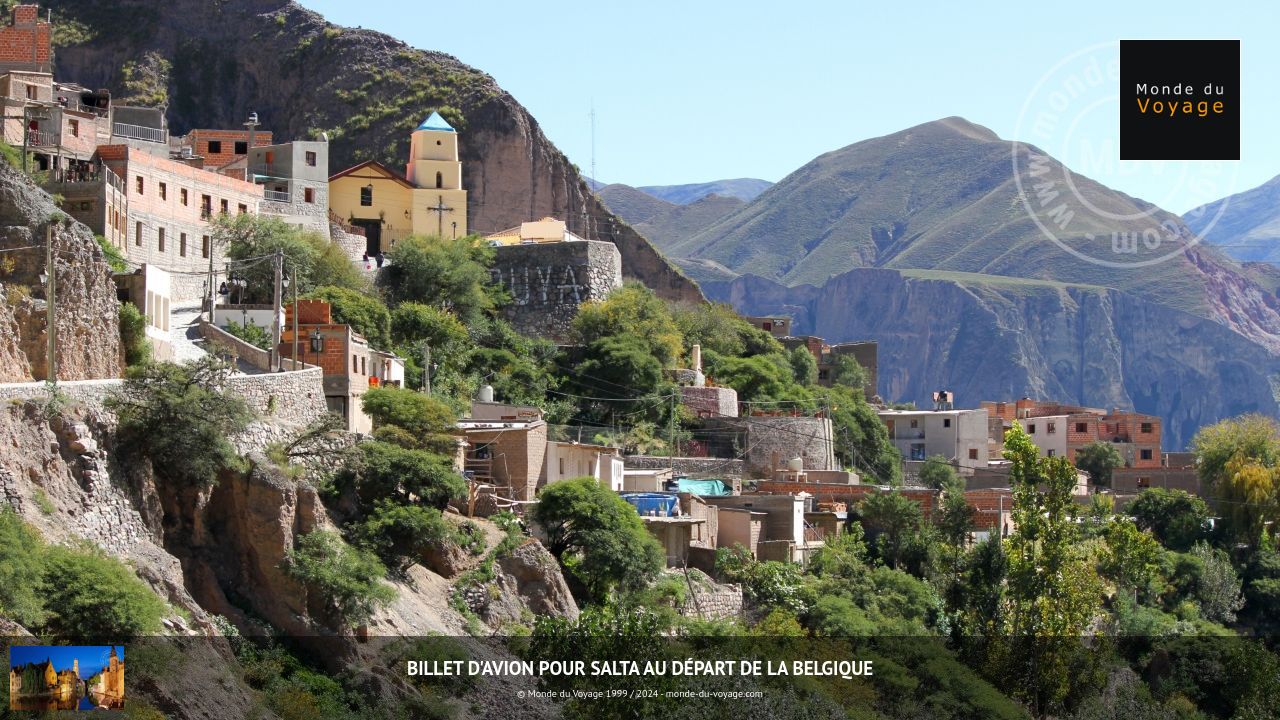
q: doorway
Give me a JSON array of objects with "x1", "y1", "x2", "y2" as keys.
[{"x1": 352, "y1": 219, "x2": 382, "y2": 256}]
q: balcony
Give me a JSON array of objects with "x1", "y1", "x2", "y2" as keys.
[
  {"x1": 111, "y1": 122, "x2": 166, "y2": 144},
  {"x1": 25, "y1": 130, "x2": 55, "y2": 148},
  {"x1": 262, "y1": 189, "x2": 291, "y2": 203}
]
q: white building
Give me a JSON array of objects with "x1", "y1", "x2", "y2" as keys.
[{"x1": 878, "y1": 408, "x2": 990, "y2": 469}]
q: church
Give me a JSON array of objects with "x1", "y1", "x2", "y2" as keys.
[{"x1": 328, "y1": 111, "x2": 469, "y2": 256}]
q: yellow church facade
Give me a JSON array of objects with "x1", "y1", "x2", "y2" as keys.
[{"x1": 329, "y1": 111, "x2": 468, "y2": 256}]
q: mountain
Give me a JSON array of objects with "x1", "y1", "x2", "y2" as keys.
[
  {"x1": 43, "y1": 0, "x2": 701, "y2": 304},
  {"x1": 1183, "y1": 174, "x2": 1280, "y2": 263},
  {"x1": 598, "y1": 184, "x2": 745, "y2": 249},
  {"x1": 706, "y1": 269, "x2": 1280, "y2": 450},
  {"x1": 637, "y1": 178, "x2": 773, "y2": 204},
  {"x1": 668, "y1": 117, "x2": 1280, "y2": 353}
]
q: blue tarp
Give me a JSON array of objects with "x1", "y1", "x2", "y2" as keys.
[
  {"x1": 620, "y1": 492, "x2": 678, "y2": 517},
  {"x1": 676, "y1": 478, "x2": 730, "y2": 496}
]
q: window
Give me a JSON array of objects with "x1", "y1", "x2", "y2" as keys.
[
  {"x1": 558, "y1": 458, "x2": 565, "y2": 475},
  {"x1": 762, "y1": 321, "x2": 772, "y2": 331},
  {"x1": 237, "y1": 203, "x2": 247, "y2": 214},
  {"x1": 135, "y1": 221, "x2": 142, "y2": 246},
  {"x1": 158, "y1": 182, "x2": 166, "y2": 200},
  {"x1": 234, "y1": 141, "x2": 247, "y2": 154},
  {"x1": 909, "y1": 419, "x2": 918, "y2": 429},
  {"x1": 435, "y1": 171, "x2": 443, "y2": 189},
  {"x1": 179, "y1": 233, "x2": 187, "y2": 257},
  {"x1": 201, "y1": 194, "x2": 212, "y2": 218},
  {"x1": 1027, "y1": 423, "x2": 1036, "y2": 434},
  {"x1": 303, "y1": 187, "x2": 315, "y2": 203},
  {"x1": 1140, "y1": 449, "x2": 1153, "y2": 460},
  {"x1": 968, "y1": 448, "x2": 978, "y2": 460},
  {"x1": 202, "y1": 235, "x2": 210, "y2": 259},
  {"x1": 360, "y1": 356, "x2": 366, "y2": 375},
  {"x1": 352, "y1": 355, "x2": 358, "y2": 373},
  {"x1": 1140, "y1": 422, "x2": 1153, "y2": 434},
  {"x1": 207, "y1": 140, "x2": 222, "y2": 154},
  {"x1": 1137, "y1": 477, "x2": 1151, "y2": 489},
  {"x1": 135, "y1": 176, "x2": 144, "y2": 194},
  {"x1": 817, "y1": 369, "x2": 829, "y2": 380},
  {"x1": 910, "y1": 443, "x2": 925, "y2": 461},
  {"x1": 1048, "y1": 449, "x2": 1056, "y2": 457},
  {"x1": 78, "y1": 201, "x2": 91, "y2": 211},
  {"x1": 1047, "y1": 422, "x2": 1056, "y2": 434},
  {"x1": 24, "y1": 84, "x2": 35, "y2": 100},
  {"x1": 305, "y1": 151, "x2": 317, "y2": 167},
  {"x1": 359, "y1": 185, "x2": 372, "y2": 206},
  {"x1": 180, "y1": 188, "x2": 188, "y2": 206},
  {"x1": 1075, "y1": 422, "x2": 1088, "y2": 433},
  {"x1": 943, "y1": 418, "x2": 951, "y2": 428},
  {"x1": 68, "y1": 119, "x2": 78, "y2": 137},
  {"x1": 157, "y1": 227, "x2": 165, "y2": 252},
  {"x1": 220, "y1": 199, "x2": 228, "y2": 214}
]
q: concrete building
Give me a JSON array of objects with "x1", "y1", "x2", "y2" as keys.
[
  {"x1": 94, "y1": 144, "x2": 264, "y2": 300},
  {"x1": 244, "y1": 140, "x2": 329, "y2": 233},
  {"x1": 328, "y1": 111, "x2": 467, "y2": 254},
  {"x1": 544, "y1": 441, "x2": 625, "y2": 491},
  {"x1": 704, "y1": 493, "x2": 823, "y2": 563},
  {"x1": 982, "y1": 398, "x2": 1162, "y2": 470},
  {"x1": 879, "y1": 407, "x2": 990, "y2": 469},
  {"x1": 742, "y1": 315, "x2": 790, "y2": 337},
  {"x1": 113, "y1": 263, "x2": 173, "y2": 362}
]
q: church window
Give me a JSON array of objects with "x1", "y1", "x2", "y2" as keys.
[
  {"x1": 360, "y1": 185, "x2": 373, "y2": 206},
  {"x1": 436, "y1": 171, "x2": 443, "y2": 189}
]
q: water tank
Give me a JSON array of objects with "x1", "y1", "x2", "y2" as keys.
[
  {"x1": 787, "y1": 457, "x2": 804, "y2": 472},
  {"x1": 477, "y1": 384, "x2": 494, "y2": 403}
]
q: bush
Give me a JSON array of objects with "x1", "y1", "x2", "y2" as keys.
[
  {"x1": 118, "y1": 302, "x2": 152, "y2": 367},
  {"x1": 714, "y1": 545, "x2": 808, "y2": 613},
  {"x1": 107, "y1": 357, "x2": 253, "y2": 488},
  {"x1": 285, "y1": 530, "x2": 396, "y2": 627},
  {"x1": 0, "y1": 509, "x2": 48, "y2": 627},
  {"x1": 350, "y1": 441, "x2": 465, "y2": 511},
  {"x1": 307, "y1": 285, "x2": 391, "y2": 350},
  {"x1": 222, "y1": 319, "x2": 272, "y2": 351},
  {"x1": 362, "y1": 386, "x2": 457, "y2": 440},
  {"x1": 378, "y1": 234, "x2": 498, "y2": 325},
  {"x1": 351, "y1": 501, "x2": 459, "y2": 570},
  {"x1": 96, "y1": 234, "x2": 127, "y2": 272},
  {"x1": 41, "y1": 542, "x2": 167, "y2": 638}
]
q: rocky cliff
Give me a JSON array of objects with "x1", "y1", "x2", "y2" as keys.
[
  {"x1": 0, "y1": 161, "x2": 121, "y2": 381},
  {"x1": 708, "y1": 269, "x2": 1280, "y2": 449},
  {"x1": 44, "y1": 0, "x2": 702, "y2": 305}
]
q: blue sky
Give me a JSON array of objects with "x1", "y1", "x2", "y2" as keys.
[
  {"x1": 299, "y1": 0, "x2": 1278, "y2": 212},
  {"x1": 9, "y1": 645, "x2": 122, "y2": 678}
]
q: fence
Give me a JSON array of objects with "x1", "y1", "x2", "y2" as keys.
[
  {"x1": 262, "y1": 189, "x2": 291, "y2": 203},
  {"x1": 111, "y1": 122, "x2": 166, "y2": 144}
]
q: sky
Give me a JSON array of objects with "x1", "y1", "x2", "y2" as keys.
[
  {"x1": 298, "y1": 0, "x2": 1279, "y2": 213},
  {"x1": 9, "y1": 645, "x2": 123, "y2": 678}
]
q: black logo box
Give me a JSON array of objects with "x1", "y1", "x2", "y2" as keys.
[{"x1": 1120, "y1": 39, "x2": 1239, "y2": 160}]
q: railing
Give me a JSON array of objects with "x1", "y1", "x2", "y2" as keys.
[
  {"x1": 111, "y1": 122, "x2": 166, "y2": 144},
  {"x1": 25, "y1": 130, "x2": 55, "y2": 147},
  {"x1": 328, "y1": 210, "x2": 365, "y2": 237},
  {"x1": 249, "y1": 162, "x2": 285, "y2": 177},
  {"x1": 262, "y1": 189, "x2": 291, "y2": 203}
]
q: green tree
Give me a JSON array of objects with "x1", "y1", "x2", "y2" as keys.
[
  {"x1": 215, "y1": 214, "x2": 366, "y2": 302},
  {"x1": 1003, "y1": 423, "x2": 1103, "y2": 715},
  {"x1": 1192, "y1": 414, "x2": 1280, "y2": 545},
  {"x1": 107, "y1": 357, "x2": 253, "y2": 488},
  {"x1": 41, "y1": 542, "x2": 167, "y2": 637},
  {"x1": 531, "y1": 477, "x2": 664, "y2": 601},
  {"x1": 936, "y1": 486, "x2": 976, "y2": 548},
  {"x1": 1128, "y1": 488, "x2": 1210, "y2": 552},
  {"x1": 829, "y1": 355, "x2": 868, "y2": 391},
  {"x1": 378, "y1": 234, "x2": 498, "y2": 325},
  {"x1": 306, "y1": 285, "x2": 391, "y2": 350},
  {"x1": 118, "y1": 302, "x2": 151, "y2": 368},
  {"x1": 1188, "y1": 542, "x2": 1244, "y2": 624},
  {"x1": 0, "y1": 509, "x2": 47, "y2": 627},
  {"x1": 788, "y1": 345, "x2": 818, "y2": 386},
  {"x1": 919, "y1": 454, "x2": 960, "y2": 491},
  {"x1": 572, "y1": 283, "x2": 682, "y2": 367},
  {"x1": 817, "y1": 384, "x2": 902, "y2": 483},
  {"x1": 347, "y1": 440, "x2": 465, "y2": 510},
  {"x1": 362, "y1": 386, "x2": 456, "y2": 443},
  {"x1": 285, "y1": 530, "x2": 396, "y2": 627},
  {"x1": 350, "y1": 500, "x2": 462, "y2": 572},
  {"x1": 1075, "y1": 441, "x2": 1124, "y2": 491},
  {"x1": 670, "y1": 301, "x2": 781, "y2": 359},
  {"x1": 859, "y1": 490, "x2": 937, "y2": 576},
  {"x1": 704, "y1": 349, "x2": 809, "y2": 404},
  {"x1": 1101, "y1": 518, "x2": 1163, "y2": 601}
]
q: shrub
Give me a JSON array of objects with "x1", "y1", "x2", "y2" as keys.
[
  {"x1": 107, "y1": 357, "x2": 253, "y2": 488},
  {"x1": 222, "y1": 319, "x2": 272, "y2": 351},
  {"x1": 307, "y1": 285, "x2": 390, "y2": 350},
  {"x1": 0, "y1": 509, "x2": 48, "y2": 627},
  {"x1": 118, "y1": 302, "x2": 152, "y2": 367},
  {"x1": 96, "y1": 234, "x2": 127, "y2": 272},
  {"x1": 285, "y1": 530, "x2": 396, "y2": 627},
  {"x1": 351, "y1": 501, "x2": 458, "y2": 570},
  {"x1": 41, "y1": 542, "x2": 167, "y2": 637},
  {"x1": 351, "y1": 440, "x2": 466, "y2": 510}
]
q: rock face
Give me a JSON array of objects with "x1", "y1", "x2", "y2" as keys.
[
  {"x1": 0, "y1": 161, "x2": 121, "y2": 381},
  {"x1": 472, "y1": 539, "x2": 579, "y2": 628},
  {"x1": 45, "y1": 0, "x2": 702, "y2": 305},
  {"x1": 709, "y1": 269, "x2": 1280, "y2": 450}
]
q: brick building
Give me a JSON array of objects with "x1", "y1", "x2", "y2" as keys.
[
  {"x1": 0, "y1": 5, "x2": 50, "y2": 74},
  {"x1": 458, "y1": 402, "x2": 549, "y2": 504},
  {"x1": 982, "y1": 398, "x2": 1162, "y2": 470},
  {"x1": 176, "y1": 128, "x2": 274, "y2": 169},
  {"x1": 92, "y1": 144, "x2": 264, "y2": 300},
  {"x1": 277, "y1": 299, "x2": 375, "y2": 432}
]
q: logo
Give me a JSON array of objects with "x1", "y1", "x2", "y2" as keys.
[
  {"x1": 1012, "y1": 42, "x2": 1239, "y2": 269},
  {"x1": 1120, "y1": 40, "x2": 1239, "y2": 160}
]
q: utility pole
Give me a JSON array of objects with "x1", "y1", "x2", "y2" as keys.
[
  {"x1": 206, "y1": 234, "x2": 216, "y2": 323},
  {"x1": 45, "y1": 224, "x2": 56, "y2": 385},
  {"x1": 290, "y1": 266, "x2": 298, "y2": 371},
  {"x1": 422, "y1": 342, "x2": 431, "y2": 394},
  {"x1": 271, "y1": 249, "x2": 283, "y2": 371},
  {"x1": 668, "y1": 394, "x2": 676, "y2": 458}
]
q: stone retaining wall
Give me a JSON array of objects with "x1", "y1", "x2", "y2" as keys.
[
  {"x1": 624, "y1": 455, "x2": 745, "y2": 478},
  {"x1": 489, "y1": 240, "x2": 622, "y2": 340}
]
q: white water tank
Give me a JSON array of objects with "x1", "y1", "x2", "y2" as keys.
[
  {"x1": 477, "y1": 384, "x2": 494, "y2": 403},
  {"x1": 787, "y1": 457, "x2": 804, "y2": 472}
]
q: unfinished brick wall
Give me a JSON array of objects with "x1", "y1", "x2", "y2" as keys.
[
  {"x1": 0, "y1": 5, "x2": 50, "y2": 73},
  {"x1": 184, "y1": 129, "x2": 274, "y2": 169}
]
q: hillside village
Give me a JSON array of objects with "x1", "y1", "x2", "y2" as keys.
[{"x1": 0, "y1": 4, "x2": 1278, "y2": 719}]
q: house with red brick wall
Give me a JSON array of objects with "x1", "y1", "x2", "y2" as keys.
[
  {"x1": 277, "y1": 299, "x2": 375, "y2": 433},
  {"x1": 176, "y1": 128, "x2": 274, "y2": 169},
  {"x1": 0, "y1": 5, "x2": 50, "y2": 74},
  {"x1": 982, "y1": 398, "x2": 1162, "y2": 474}
]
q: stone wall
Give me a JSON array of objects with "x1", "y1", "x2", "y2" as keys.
[
  {"x1": 488, "y1": 240, "x2": 622, "y2": 340},
  {"x1": 225, "y1": 368, "x2": 327, "y2": 428},
  {"x1": 708, "y1": 416, "x2": 836, "y2": 477},
  {"x1": 625, "y1": 455, "x2": 745, "y2": 479},
  {"x1": 680, "y1": 385, "x2": 738, "y2": 418}
]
